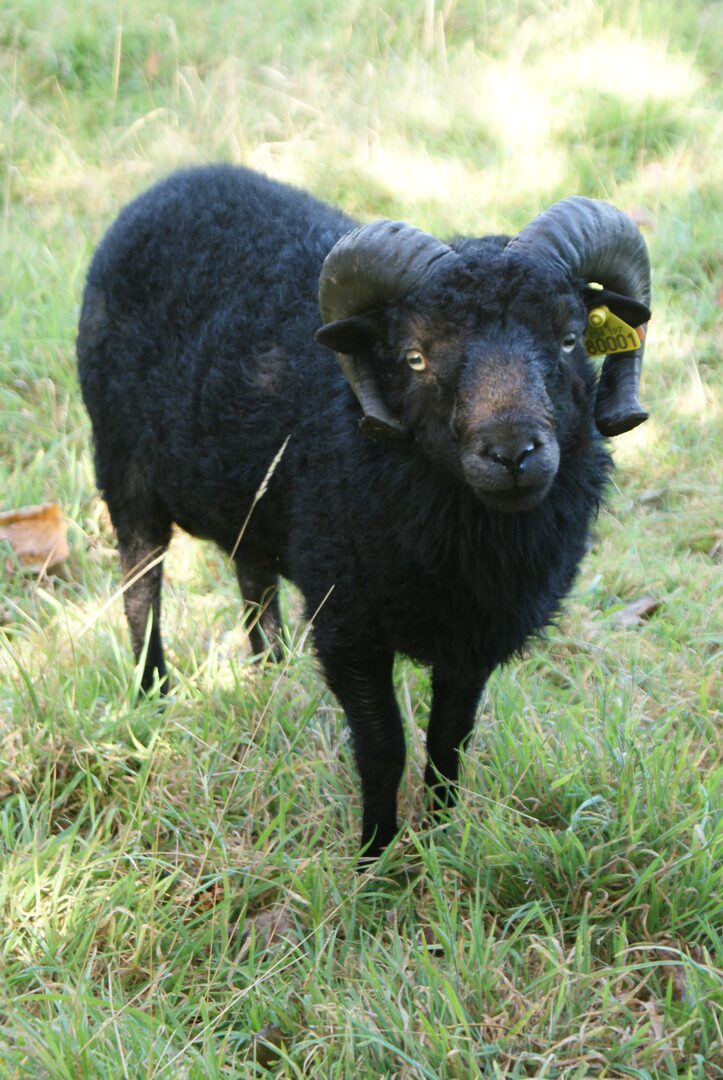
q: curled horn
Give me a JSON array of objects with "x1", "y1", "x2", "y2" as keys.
[
  {"x1": 318, "y1": 220, "x2": 458, "y2": 443},
  {"x1": 509, "y1": 196, "x2": 651, "y2": 436}
]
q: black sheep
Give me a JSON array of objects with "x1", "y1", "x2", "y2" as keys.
[{"x1": 77, "y1": 165, "x2": 651, "y2": 859}]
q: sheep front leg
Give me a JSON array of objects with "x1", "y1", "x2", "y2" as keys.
[
  {"x1": 319, "y1": 647, "x2": 405, "y2": 861},
  {"x1": 424, "y1": 668, "x2": 489, "y2": 813}
]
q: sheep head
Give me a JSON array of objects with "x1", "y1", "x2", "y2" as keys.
[{"x1": 316, "y1": 199, "x2": 651, "y2": 513}]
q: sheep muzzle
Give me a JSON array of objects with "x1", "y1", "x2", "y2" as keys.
[
  {"x1": 455, "y1": 359, "x2": 559, "y2": 511},
  {"x1": 459, "y1": 413, "x2": 560, "y2": 512}
]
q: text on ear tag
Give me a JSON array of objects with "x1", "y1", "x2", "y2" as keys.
[{"x1": 584, "y1": 305, "x2": 641, "y2": 357}]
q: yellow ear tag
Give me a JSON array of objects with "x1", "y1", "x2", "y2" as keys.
[{"x1": 584, "y1": 306, "x2": 641, "y2": 357}]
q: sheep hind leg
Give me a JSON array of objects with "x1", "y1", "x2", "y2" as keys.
[
  {"x1": 234, "y1": 560, "x2": 283, "y2": 662},
  {"x1": 113, "y1": 510, "x2": 172, "y2": 695},
  {"x1": 424, "y1": 668, "x2": 489, "y2": 815}
]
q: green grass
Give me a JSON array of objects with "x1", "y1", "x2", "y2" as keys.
[{"x1": 1, "y1": 0, "x2": 721, "y2": 1075}]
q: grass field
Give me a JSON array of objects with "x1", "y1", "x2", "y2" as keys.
[{"x1": 1, "y1": 1, "x2": 721, "y2": 1076}]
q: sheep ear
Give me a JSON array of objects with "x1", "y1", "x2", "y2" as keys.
[
  {"x1": 315, "y1": 313, "x2": 380, "y2": 354},
  {"x1": 315, "y1": 314, "x2": 410, "y2": 443},
  {"x1": 583, "y1": 286, "x2": 651, "y2": 437},
  {"x1": 583, "y1": 286, "x2": 650, "y2": 328}
]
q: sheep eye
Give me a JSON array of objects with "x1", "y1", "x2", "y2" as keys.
[
  {"x1": 405, "y1": 350, "x2": 427, "y2": 371},
  {"x1": 561, "y1": 332, "x2": 577, "y2": 353}
]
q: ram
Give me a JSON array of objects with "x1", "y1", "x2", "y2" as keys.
[{"x1": 77, "y1": 165, "x2": 651, "y2": 859}]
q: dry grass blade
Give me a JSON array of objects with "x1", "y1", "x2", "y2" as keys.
[{"x1": 229, "y1": 435, "x2": 290, "y2": 563}]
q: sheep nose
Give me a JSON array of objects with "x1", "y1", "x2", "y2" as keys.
[{"x1": 483, "y1": 438, "x2": 539, "y2": 474}]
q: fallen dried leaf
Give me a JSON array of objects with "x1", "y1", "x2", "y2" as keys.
[
  {"x1": 419, "y1": 922, "x2": 445, "y2": 955},
  {"x1": 0, "y1": 724, "x2": 30, "y2": 798},
  {"x1": 626, "y1": 206, "x2": 656, "y2": 229},
  {"x1": 237, "y1": 907, "x2": 295, "y2": 958},
  {"x1": 637, "y1": 487, "x2": 668, "y2": 505},
  {"x1": 248, "y1": 1023, "x2": 285, "y2": 1067},
  {"x1": 642, "y1": 1000, "x2": 665, "y2": 1041},
  {"x1": 652, "y1": 946, "x2": 692, "y2": 1003},
  {"x1": 685, "y1": 527, "x2": 723, "y2": 560},
  {"x1": 193, "y1": 880, "x2": 224, "y2": 913},
  {"x1": 384, "y1": 907, "x2": 400, "y2": 929},
  {"x1": 0, "y1": 503, "x2": 69, "y2": 573},
  {"x1": 670, "y1": 965, "x2": 688, "y2": 1002},
  {"x1": 145, "y1": 51, "x2": 160, "y2": 79},
  {"x1": 612, "y1": 596, "x2": 661, "y2": 628}
]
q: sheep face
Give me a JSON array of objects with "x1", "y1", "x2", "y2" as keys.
[{"x1": 319, "y1": 255, "x2": 595, "y2": 514}]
